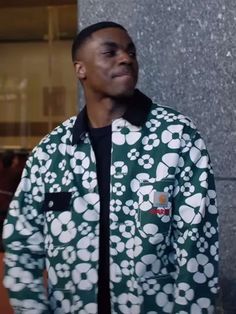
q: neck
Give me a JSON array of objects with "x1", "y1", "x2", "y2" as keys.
[{"x1": 86, "y1": 97, "x2": 129, "y2": 128}]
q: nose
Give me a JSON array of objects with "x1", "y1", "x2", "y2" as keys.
[{"x1": 118, "y1": 50, "x2": 133, "y2": 64}]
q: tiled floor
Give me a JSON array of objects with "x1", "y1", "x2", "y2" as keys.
[{"x1": 0, "y1": 253, "x2": 13, "y2": 314}]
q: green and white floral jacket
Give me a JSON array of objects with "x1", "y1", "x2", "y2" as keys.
[{"x1": 3, "y1": 92, "x2": 218, "y2": 313}]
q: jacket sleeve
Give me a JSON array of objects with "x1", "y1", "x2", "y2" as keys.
[
  {"x1": 171, "y1": 128, "x2": 218, "y2": 314},
  {"x1": 2, "y1": 151, "x2": 50, "y2": 314}
]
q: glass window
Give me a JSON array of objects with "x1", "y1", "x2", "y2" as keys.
[{"x1": 0, "y1": 3, "x2": 78, "y2": 150}]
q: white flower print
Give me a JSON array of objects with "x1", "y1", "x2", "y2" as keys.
[
  {"x1": 111, "y1": 199, "x2": 122, "y2": 213},
  {"x1": 138, "y1": 184, "x2": 155, "y2": 211},
  {"x1": 142, "y1": 134, "x2": 160, "y2": 151},
  {"x1": 4, "y1": 267, "x2": 33, "y2": 292},
  {"x1": 110, "y1": 235, "x2": 125, "y2": 256},
  {"x1": 34, "y1": 147, "x2": 50, "y2": 162},
  {"x1": 82, "y1": 171, "x2": 97, "y2": 190},
  {"x1": 117, "y1": 293, "x2": 140, "y2": 314},
  {"x1": 156, "y1": 153, "x2": 179, "y2": 180},
  {"x1": 142, "y1": 223, "x2": 164, "y2": 245},
  {"x1": 45, "y1": 171, "x2": 57, "y2": 184},
  {"x1": 190, "y1": 297, "x2": 214, "y2": 314},
  {"x1": 175, "y1": 282, "x2": 194, "y2": 305},
  {"x1": 55, "y1": 263, "x2": 70, "y2": 278},
  {"x1": 78, "y1": 222, "x2": 92, "y2": 236},
  {"x1": 110, "y1": 263, "x2": 122, "y2": 283},
  {"x1": 19, "y1": 253, "x2": 43, "y2": 270},
  {"x1": 72, "y1": 263, "x2": 97, "y2": 290},
  {"x1": 208, "y1": 277, "x2": 218, "y2": 294},
  {"x1": 199, "y1": 171, "x2": 208, "y2": 189},
  {"x1": 155, "y1": 283, "x2": 174, "y2": 313},
  {"x1": 79, "y1": 303, "x2": 97, "y2": 314},
  {"x1": 10, "y1": 299, "x2": 47, "y2": 312},
  {"x1": 179, "y1": 193, "x2": 205, "y2": 224},
  {"x1": 162, "y1": 125, "x2": 182, "y2": 149},
  {"x1": 70, "y1": 151, "x2": 90, "y2": 174},
  {"x1": 122, "y1": 199, "x2": 139, "y2": 216},
  {"x1": 35, "y1": 213, "x2": 44, "y2": 225},
  {"x1": 135, "y1": 254, "x2": 161, "y2": 278},
  {"x1": 112, "y1": 182, "x2": 126, "y2": 196},
  {"x1": 22, "y1": 205, "x2": 37, "y2": 220},
  {"x1": 46, "y1": 143, "x2": 57, "y2": 154},
  {"x1": 206, "y1": 190, "x2": 217, "y2": 214},
  {"x1": 187, "y1": 254, "x2": 214, "y2": 284},
  {"x1": 126, "y1": 276, "x2": 139, "y2": 292},
  {"x1": 111, "y1": 161, "x2": 128, "y2": 178},
  {"x1": 77, "y1": 234, "x2": 98, "y2": 262},
  {"x1": 210, "y1": 241, "x2": 218, "y2": 261},
  {"x1": 127, "y1": 148, "x2": 140, "y2": 160},
  {"x1": 50, "y1": 212, "x2": 76, "y2": 243},
  {"x1": 30, "y1": 165, "x2": 42, "y2": 186},
  {"x1": 143, "y1": 278, "x2": 160, "y2": 295},
  {"x1": 25, "y1": 193, "x2": 33, "y2": 204},
  {"x1": 119, "y1": 220, "x2": 135, "y2": 238},
  {"x1": 151, "y1": 107, "x2": 168, "y2": 119},
  {"x1": 176, "y1": 248, "x2": 188, "y2": 266},
  {"x1": 203, "y1": 222, "x2": 216, "y2": 238},
  {"x1": 62, "y1": 246, "x2": 76, "y2": 264},
  {"x1": 62, "y1": 170, "x2": 74, "y2": 186},
  {"x1": 180, "y1": 182, "x2": 195, "y2": 197},
  {"x1": 196, "y1": 237, "x2": 209, "y2": 253},
  {"x1": 59, "y1": 159, "x2": 66, "y2": 171},
  {"x1": 32, "y1": 184, "x2": 44, "y2": 202},
  {"x1": 145, "y1": 118, "x2": 161, "y2": 132},
  {"x1": 180, "y1": 166, "x2": 193, "y2": 181},
  {"x1": 126, "y1": 236, "x2": 143, "y2": 258},
  {"x1": 120, "y1": 260, "x2": 134, "y2": 276},
  {"x1": 190, "y1": 138, "x2": 209, "y2": 169},
  {"x1": 138, "y1": 154, "x2": 154, "y2": 169},
  {"x1": 50, "y1": 290, "x2": 71, "y2": 312},
  {"x1": 188, "y1": 228, "x2": 199, "y2": 241},
  {"x1": 181, "y1": 133, "x2": 192, "y2": 152},
  {"x1": 113, "y1": 125, "x2": 141, "y2": 145},
  {"x1": 74, "y1": 193, "x2": 99, "y2": 222},
  {"x1": 4, "y1": 253, "x2": 18, "y2": 267},
  {"x1": 164, "y1": 112, "x2": 178, "y2": 122},
  {"x1": 130, "y1": 173, "x2": 154, "y2": 192},
  {"x1": 49, "y1": 184, "x2": 61, "y2": 193}
]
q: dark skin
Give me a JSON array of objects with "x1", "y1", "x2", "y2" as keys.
[{"x1": 74, "y1": 27, "x2": 139, "y2": 128}]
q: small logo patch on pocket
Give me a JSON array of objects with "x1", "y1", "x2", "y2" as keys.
[{"x1": 153, "y1": 191, "x2": 169, "y2": 208}]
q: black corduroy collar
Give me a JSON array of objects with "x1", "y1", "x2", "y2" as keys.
[{"x1": 72, "y1": 89, "x2": 152, "y2": 145}]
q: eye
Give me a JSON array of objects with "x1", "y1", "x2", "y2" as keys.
[
  {"x1": 102, "y1": 50, "x2": 116, "y2": 57},
  {"x1": 128, "y1": 50, "x2": 136, "y2": 58}
]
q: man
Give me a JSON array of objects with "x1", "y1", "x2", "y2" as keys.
[{"x1": 3, "y1": 21, "x2": 218, "y2": 313}]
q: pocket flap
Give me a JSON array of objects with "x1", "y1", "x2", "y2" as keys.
[{"x1": 42, "y1": 192, "x2": 72, "y2": 212}]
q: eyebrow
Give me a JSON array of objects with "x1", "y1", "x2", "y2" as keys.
[{"x1": 100, "y1": 41, "x2": 136, "y2": 50}]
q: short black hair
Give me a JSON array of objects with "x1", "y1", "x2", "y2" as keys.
[{"x1": 71, "y1": 21, "x2": 127, "y2": 62}]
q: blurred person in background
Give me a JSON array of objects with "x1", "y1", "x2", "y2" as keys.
[{"x1": 0, "y1": 150, "x2": 23, "y2": 251}]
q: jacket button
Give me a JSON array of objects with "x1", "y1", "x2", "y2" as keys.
[{"x1": 48, "y1": 201, "x2": 54, "y2": 208}]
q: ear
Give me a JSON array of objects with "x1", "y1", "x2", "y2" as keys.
[{"x1": 74, "y1": 61, "x2": 86, "y2": 80}]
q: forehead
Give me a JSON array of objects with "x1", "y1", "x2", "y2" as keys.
[{"x1": 85, "y1": 27, "x2": 134, "y2": 49}]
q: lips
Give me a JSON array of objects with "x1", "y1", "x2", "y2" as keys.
[{"x1": 112, "y1": 68, "x2": 134, "y2": 78}]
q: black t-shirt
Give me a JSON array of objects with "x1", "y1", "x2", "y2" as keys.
[{"x1": 89, "y1": 125, "x2": 112, "y2": 314}]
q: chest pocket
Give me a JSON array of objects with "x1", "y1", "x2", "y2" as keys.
[
  {"x1": 138, "y1": 178, "x2": 175, "y2": 235},
  {"x1": 42, "y1": 192, "x2": 76, "y2": 247}
]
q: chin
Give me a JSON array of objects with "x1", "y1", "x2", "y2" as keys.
[{"x1": 113, "y1": 87, "x2": 135, "y2": 98}]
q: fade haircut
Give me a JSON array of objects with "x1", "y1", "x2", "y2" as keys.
[{"x1": 71, "y1": 21, "x2": 127, "y2": 62}]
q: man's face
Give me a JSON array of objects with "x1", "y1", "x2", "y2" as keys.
[{"x1": 75, "y1": 27, "x2": 139, "y2": 98}]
